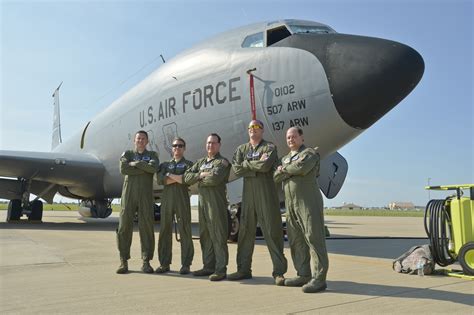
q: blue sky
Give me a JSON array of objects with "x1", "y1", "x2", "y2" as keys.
[{"x1": 1, "y1": 0, "x2": 472, "y2": 207}]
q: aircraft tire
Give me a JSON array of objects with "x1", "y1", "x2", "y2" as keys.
[
  {"x1": 7, "y1": 199, "x2": 22, "y2": 221},
  {"x1": 459, "y1": 242, "x2": 474, "y2": 275},
  {"x1": 29, "y1": 200, "x2": 43, "y2": 221},
  {"x1": 154, "y1": 204, "x2": 161, "y2": 222},
  {"x1": 228, "y1": 209, "x2": 240, "y2": 242}
]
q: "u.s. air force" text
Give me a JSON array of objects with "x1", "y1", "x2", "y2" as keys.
[{"x1": 139, "y1": 77, "x2": 241, "y2": 127}]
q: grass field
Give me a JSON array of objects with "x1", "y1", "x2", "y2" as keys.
[
  {"x1": 0, "y1": 202, "x2": 424, "y2": 217},
  {"x1": 324, "y1": 208, "x2": 424, "y2": 217}
]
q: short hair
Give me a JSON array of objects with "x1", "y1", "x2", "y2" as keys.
[
  {"x1": 136, "y1": 130, "x2": 149, "y2": 139},
  {"x1": 208, "y1": 133, "x2": 221, "y2": 143},
  {"x1": 172, "y1": 137, "x2": 186, "y2": 147},
  {"x1": 287, "y1": 127, "x2": 303, "y2": 136}
]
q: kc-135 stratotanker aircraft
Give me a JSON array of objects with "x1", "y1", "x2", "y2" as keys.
[{"x1": 0, "y1": 19, "x2": 424, "y2": 224}]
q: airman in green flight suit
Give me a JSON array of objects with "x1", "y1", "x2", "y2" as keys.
[
  {"x1": 116, "y1": 130, "x2": 159, "y2": 274},
  {"x1": 274, "y1": 127, "x2": 329, "y2": 293},
  {"x1": 228, "y1": 120, "x2": 287, "y2": 286},
  {"x1": 155, "y1": 137, "x2": 194, "y2": 275},
  {"x1": 184, "y1": 133, "x2": 231, "y2": 281}
]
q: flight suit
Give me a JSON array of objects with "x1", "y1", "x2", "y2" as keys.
[
  {"x1": 117, "y1": 149, "x2": 159, "y2": 261},
  {"x1": 184, "y1": 153, "x2": 231, "y2": 275},
  {"x1": 274, "y1": 145, "x2": 328, "y2": 281},
  {"x1": 232, "y1": 140, "x2": 287, "y2": 277},
  {"x1": 157, "y1": 158, "x2": 194, "y2": 268}
]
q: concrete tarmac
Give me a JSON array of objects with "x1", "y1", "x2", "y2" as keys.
[{"x1": 1, "y1": 211, "x2": 472, "y2": 314}]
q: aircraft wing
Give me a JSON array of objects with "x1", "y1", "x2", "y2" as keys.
[{"x1": 0, "y1": 150, "x2": 105, "y2": 203}]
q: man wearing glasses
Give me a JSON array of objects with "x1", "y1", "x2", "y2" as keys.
[
  {"x1": 228, "y1": 120, "x2": 287, "y2": 285},
  {"x1": 184, "y1": 133, "x2": 231, "y2": 281},
  {"x1": 155, "y1": 138, "x2": 194, "y2": 275}
]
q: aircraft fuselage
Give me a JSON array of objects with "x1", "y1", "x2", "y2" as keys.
[{"x1": 52, "y1": 19, "x2": 424, "y2": 200}]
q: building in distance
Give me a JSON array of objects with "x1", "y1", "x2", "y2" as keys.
[
  {"x1": 388, "y1": 201, "x2": 415, "y2": 210},
  {"x1": 337, "y1": 202, "x2": 363, "y2": 210}
]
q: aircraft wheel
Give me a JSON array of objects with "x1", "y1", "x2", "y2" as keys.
[
  {"x1": 104, "y1": 207, "x2": 112, "y2": 218},
  {"x1": 459, "y1": 242, "x2": 474, "y2": 275},
  {"x1": 7, "y1": 199, "x2": 22, "y2": 221},
  {"x1": 154, "y1": 204, "x2": 161, "y2": 222},
  {"x1": 29, "y1": 200, "x2": 43, "y2": 221},
  {"x1": 325, "y1": 225, "x2": 331, "y2": 237},
  {"x1": 90, "y1": 200, "x2": 112, "y2": 218},
  {"x1": 228, "y1": 209, "x2": 240, "y2": 242}
]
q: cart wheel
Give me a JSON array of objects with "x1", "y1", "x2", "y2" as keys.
[{"x1": 459, "y1": 242, "x2": 474, "y2": 275}]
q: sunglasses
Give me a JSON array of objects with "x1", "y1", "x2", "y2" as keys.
[
  {"x1": 248, "y1": 125, "x2": 262, "y2": 130},
  {"x1": 172, "y1": 144, "x2": 185, "y2": 148}
]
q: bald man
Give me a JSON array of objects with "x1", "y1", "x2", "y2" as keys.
[{"x1": 274, "y1": 127, "x2": 328, "y2": 293}]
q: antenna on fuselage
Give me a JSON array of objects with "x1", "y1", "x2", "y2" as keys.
[
  {"x1": 247, "y1": 68, "x2": 257, "y2": 120},
  {"x1": 51, "y1": 82, "x2": 63, "y2": 150},
  {"x1": 161, "y1": 54, "x2": 177, "y2": 80}
]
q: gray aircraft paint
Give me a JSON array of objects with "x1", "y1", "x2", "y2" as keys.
[
  {"x1": 0, "y1": 19, "x2": 423, "y2": 210},
  {"x1": 54, "y1": 41, "x2": 360, "y2": 197}
]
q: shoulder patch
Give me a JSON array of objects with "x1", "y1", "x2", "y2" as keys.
[
  {"x1": 306, "y1": 147, "x2": 316, "y2": 155},
  {"x1": 120, "y1": 151, "x2": 130, "y2": 162}
]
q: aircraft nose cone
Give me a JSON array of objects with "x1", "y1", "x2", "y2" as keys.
[{"x1": 274, "y1": 34, "x2": 424, "y2": 129}]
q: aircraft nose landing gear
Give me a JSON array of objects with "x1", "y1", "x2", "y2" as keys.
[{"x1": 79, "y1": 199, "x2": 113, "y2": 218}]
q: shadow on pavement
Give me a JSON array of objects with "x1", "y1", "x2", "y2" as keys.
[
  {"x1": 1, "y1": 218, "x2": 428, "y2": 260},
  {"x1": 326, "y1": 238, "x2": 428, "y2": 260},
  {"x1": 293, "y1": 280, "x2": 474, "y2": 310}
]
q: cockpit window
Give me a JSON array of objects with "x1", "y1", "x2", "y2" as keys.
[
  {"x1": 267, "y1": 26, "x2": 291, "y2": 46},
  {"x1": 242, "y1": 32, "x2": 264, "y2": 48},
  {"x1": 287, "y1": 24, "x2": 335, "y2": 34}
]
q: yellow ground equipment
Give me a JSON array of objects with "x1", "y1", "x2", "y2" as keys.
[{"x1": 424, "y1": 184, "x2": 474, "y2": 275}]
